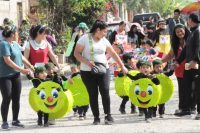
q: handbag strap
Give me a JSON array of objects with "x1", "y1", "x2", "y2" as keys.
[{"x1": 88, "y1": 33, "x2": 94, "y2": 61}]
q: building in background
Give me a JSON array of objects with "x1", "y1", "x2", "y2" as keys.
[
  {"x1": 98, "y1": 0, "x2": 129, "y2": 24},
  {"x1": 0, "y1": 0, "x2": 30, "y2": 26}
]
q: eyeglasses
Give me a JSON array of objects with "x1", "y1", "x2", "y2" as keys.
[{"x1": 159, "y1": 23, "x2": 166, "y2": 26}]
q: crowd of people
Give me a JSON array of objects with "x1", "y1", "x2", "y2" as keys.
[{"x1": 0, "y1": 8, "x2": 200, "y2": 130}]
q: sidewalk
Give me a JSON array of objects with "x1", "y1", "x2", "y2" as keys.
[{"x1": 0, "y1": 75, "x2": 200, "y2": 132}]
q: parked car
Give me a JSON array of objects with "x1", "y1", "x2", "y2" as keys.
[{"x1": 133, "y1": 12, "x2": 161, "y2": 26}]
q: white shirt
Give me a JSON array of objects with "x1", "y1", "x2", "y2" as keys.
[
  {"x1": 25, "y1": 39, "x2": 52, "y2": 50},
  {"x1": 77, "y1": 34, "x2": 111, "y2": 71}
]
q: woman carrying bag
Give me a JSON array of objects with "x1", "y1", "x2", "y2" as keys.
[{"x1": 74, "y1": 20, "x2": 128, "y2": 125}]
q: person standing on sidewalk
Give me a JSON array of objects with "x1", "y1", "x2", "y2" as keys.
[
  {"x1": 0, "y1": 25, "x2": 33, "y2": 130},
  {"x1": 74, "y1": 20, "x2": 128, "y2": 125},
  {"x1": 162, "y1": 24, "x2": 191, "y2": 115},
  {"x1": 176, "y1": 14, "x2": 200, "y2": 119}
]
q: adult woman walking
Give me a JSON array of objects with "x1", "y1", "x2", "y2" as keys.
[
  {"x1": 162, "y1": 24, "x2": 190, "y2": 115},
  {"x1": 24, "y1": 25, "x2": 59, "y2": 68},
  {"x1": 74, "y1": 20, "x2": 128, "y2": 125},
  {"x1": 0, "y1": 25, "x2": 33, "y2": 130}
]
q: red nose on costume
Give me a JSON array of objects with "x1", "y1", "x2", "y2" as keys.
[
  {"x1": 47, "y1": 96, "x2": 54, "y2": 103},
  {"x1": 140, "y1": 91, "x2": 147, "y2": 98}
]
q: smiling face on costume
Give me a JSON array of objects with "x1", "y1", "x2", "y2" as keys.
[
  {"x1": 34, "y1": 81, "x2": 67, "y2": 113},
  {"x1": 129, "y1": 78, "x2": 161, "y2": 108}
]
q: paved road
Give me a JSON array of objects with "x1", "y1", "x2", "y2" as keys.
[{"x1": 0, "y1": 75, "x2": 200, "y2": 133}]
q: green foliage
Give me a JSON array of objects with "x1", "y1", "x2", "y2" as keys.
[
  {"x1": 126, "y1": 0, "x2": 149, "y2": 13},
  {"x1": 126, "y1": 0, "x2": 191, "y2": 18},
  {"x1": 67, "y1": 0, "x2": 108, "y2": 28},
  {"x1": 38, "y1": 0, "x2": 108, "y2": 54}
]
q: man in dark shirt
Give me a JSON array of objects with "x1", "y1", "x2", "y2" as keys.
[
  {"x1": 176, "y1": 13, "x2": 200, "y2": 119},
  {"x1": 167, "y1": 9, "x2": 185, "y2": 36}
]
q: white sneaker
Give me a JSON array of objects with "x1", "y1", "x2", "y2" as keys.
[
  {"x1": 159, "y1": 114, "x2": 164, "y2": 118},
  {"x1": 145, "y1": 118, "x2": 152, "y2": 123},
  {"x1": 79, "y1": 116, "x2": 84, "y2": 120},
  {"x1": 48, "y1": 119, "x2": 56, "y2": 125},
  {"x1": 74, "y1": 112, "x2": 78, "y2": 117},
  {"x1": 174, "y1": 109, "x2": 182, "y2": 114}
]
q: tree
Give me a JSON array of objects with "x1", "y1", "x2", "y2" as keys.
[
  {"x1": 125, "y1": 0, "x2": 191, "y2": 18},
  {"x1": 38, "y1": 0, "x2": 108, "y2": 54},
  {"x1": 126, "y1": 0, "x2": 149, "y2": 13}
]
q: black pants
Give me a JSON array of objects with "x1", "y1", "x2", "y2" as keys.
[
  {"x1": 77, "y1": 105, "x2": 89, "y2": 116},
  {"x1": 153, "y1": 104, "x2": 165, "y2": 115},
  {"x1": 0, "y1": 73, "x2": 21, "y2": 122},
  {"x1": 141, "y1": 107, "x2": 153, "y2": 119},
  {"x1": 177, "y1": 77, "x2": 185, "y2": 110},
  {"x1": 37, "y1": 111, "x2": 49, "y2": 124},
  {"x1": 183, "y1": 69, "x2": 200, "y2": 112},
  {"x1": 81, "y1": 70, "x2": 111, "y2": 118},
  {"x1": 120, "y1": 96, "x2": 135, "y2": 110},
  {"x1": 73, "y1": 107, "x2": 78, "y2": 113}
]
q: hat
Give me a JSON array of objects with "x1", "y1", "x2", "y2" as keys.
[
  {"x1": 157, "y1": 18, "x2": 166, "y2": 25},
  {"x1": 34, "y1": 66, "x2": 46, "y2": 75},
  {"x1": 78, "y1": 22, "x2": 88, "y2": 30},
  {"x1": 152, "y1": 59, "x2": 162, "y2": 67},
  {"x1": 44, "y1": 62, "x2": 55, "y2": 70}
]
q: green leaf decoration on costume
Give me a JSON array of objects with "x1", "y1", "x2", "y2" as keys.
[
  {"x1": 129, "y1": 78, "x2": 161, "y2": 108},
  {"x1": 63, "y1": 75, "x2": 89, "y2": 106},
  {"x1": 115, "y1": 70, "x2": 139, "y2": 96},
  {"x1": 29, "y1": 81, "x2": 73, "y2": 118},
  {"x1": 156, "y1": 73, "x2": 174, "y2": 104}
]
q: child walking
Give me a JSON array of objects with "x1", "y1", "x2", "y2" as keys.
[
  {"x1": 118, "y1": 53, "x2": 137, "y2": 114},
  {"x1": 152, "y1": 59, "x2": 173, "y2": 118},
  {"x1": 27, "y1": 66, "x2": 49, "y2": 127},
  {"x1": 127, "y1": 60, "x2": 160, "y2": 123},
  {"x1": 69, "y1": 64, "x2": 89, "y2": 120},
  {"x1": 44, "y1": 62, "x2": 69, "y2": 124}
]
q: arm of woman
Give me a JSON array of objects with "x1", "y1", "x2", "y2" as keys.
[
  {"x1": 22, "y1": 56, "x2": 34, "y2": 71},
  {"x1": 3, "y1": 56, "x2": 30, "y2": 75},
  {"x1": 74, "y1": 44, "x2": 94, "y2": 68},
  {"x1": 48, "y1": 48, "x2": 60, "y2": 69},
  {"x1": 162, "y1": 49, "x2": 174, "y2": 63},
  {"x1": 106, "y1": 45, "x2": 128, "y2": 74},
  {"x1": 24, "y1": 47, "x2": 30, "y2": 60}
]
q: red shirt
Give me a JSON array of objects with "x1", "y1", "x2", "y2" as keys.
[
  {"x1": 29, "y1": 43, "x2": 49, "y2": 66},
  {"x1": 175, "y1": 43, "x2": 185, "y2": 78}
]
